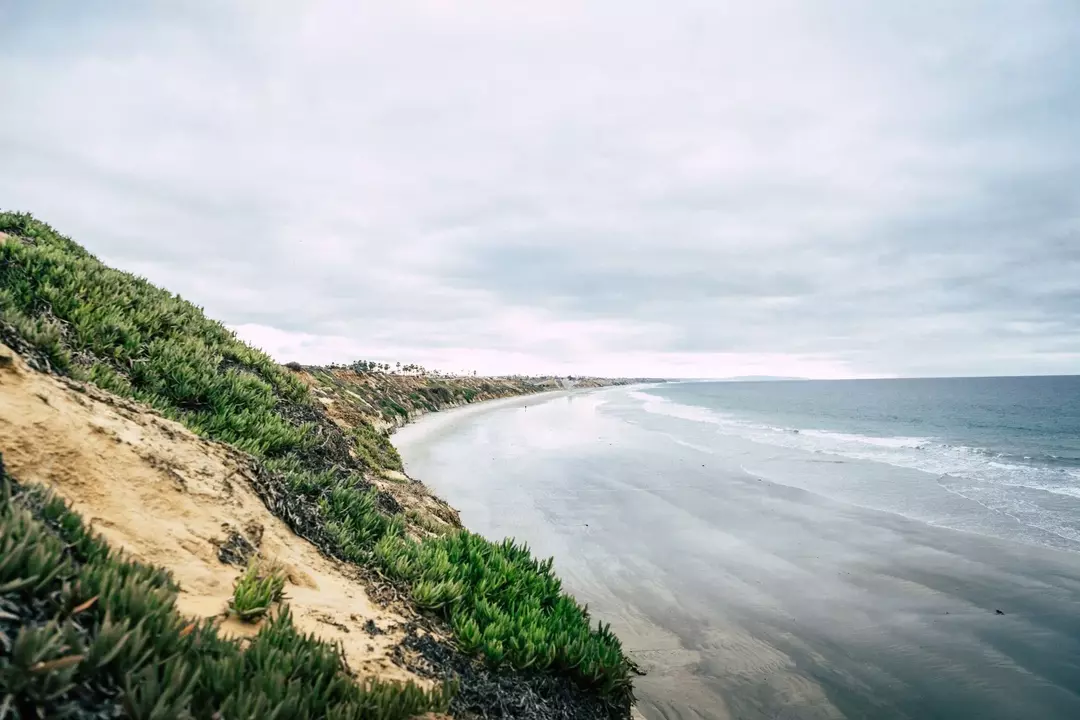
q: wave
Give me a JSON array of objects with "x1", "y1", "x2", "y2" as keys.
[{"x1": 628, "y1": 390, "x2": 1080, "y2": 501}]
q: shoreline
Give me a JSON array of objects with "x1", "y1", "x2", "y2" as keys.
[
  {"x1": 392, "y1": 389, "x2": 566, "y2": 443},
  {"x1": 385, "y1": 388, "x2": 567, "y2": 434},
  {"x1": 391, "y1": 381, "x2": 662, "y2": 444},
  {"x1": 393, "y1": 386, "x2": 1080, "y2": 720},
  {"x1": 391, "y1": 386, "x2": 655, "y2": 720}
]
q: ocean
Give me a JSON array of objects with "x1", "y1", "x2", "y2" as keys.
[
  {"x1": 394, "y1": 379, "x2": 1080, "y2": 720},
  {"x1": 631, "y1": 377, "x2": 1080, "y2": 552}
]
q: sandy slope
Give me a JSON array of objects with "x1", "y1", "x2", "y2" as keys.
[{"x1": 0, "y1": 342, "x2": 426, "y2": 687}]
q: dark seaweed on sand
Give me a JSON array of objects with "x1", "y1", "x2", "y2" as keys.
[{"x1": 398, "y1": 630, "x2": 624, "y2": 720}]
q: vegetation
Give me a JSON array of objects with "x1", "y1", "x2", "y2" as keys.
[
  {"x1": 0, "y1": 457, "x2": 452, "y2": 719},
  {"x1": 352, "y1": 423, "x2": 404, "y2": 474},
  {"x1": 229, "y1": 560, "x2": 287, "y2": 623},
  {"x1": 349, "y1": 360, "x2": 390, "y2": 374},
  {"x1": 381, "y1": 400, "x2": 409, "y2": 420},
  {"x1": 346, "y1": 360, "x2": 435, "y2": 377},
  {"x1": 405, "y1": 509, "x2": 451, "y2": 537},
  {"x1": 0, "y1": 214, "x2": 310, "y2": 459},
  {"x1": 0, "y1": 212, "x2": 635, "y2": 713},
  {"x1": 376, "y1": 532, "x2": 632, "y2": 697}
]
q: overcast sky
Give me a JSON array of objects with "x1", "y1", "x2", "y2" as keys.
[{"x1": 2, "y1": 1, "x2": 1078, "y2": 379}]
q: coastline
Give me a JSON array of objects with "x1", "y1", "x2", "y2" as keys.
[
  {"x1": 393, "y1": 386, "x2": 1080, "y2": 720},
  {"x1": 382, "y1": 388, "x2": 567, "y2": 434},
  {"x1": 390, "y1": 382, "x2": 664, "y2": 444},
  {"x1": 391, "y1": 387, "x2": 654, "y2": 720}
]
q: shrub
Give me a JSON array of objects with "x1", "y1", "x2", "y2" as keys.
[
  {"x1": 374, "y1": 532, "x2": 632, "y2": 697},
  {"x1": 229, "y1": 560, "x2": 286, "y2": 622},
  {"x1": 380, "y1": 400, "x2": 409, "y2": 420}
]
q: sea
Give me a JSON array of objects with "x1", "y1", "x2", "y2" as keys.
[
  {"x1": 632, "y1": 376, "x2": 1080, "y2": 552},
  {"x1": 395, "y1": 377, "x2": 1080, "y2": 720}
]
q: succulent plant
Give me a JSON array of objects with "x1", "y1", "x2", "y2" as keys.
[{"x1": 228, "y1": 561, "x2": 286, "y2": 623}]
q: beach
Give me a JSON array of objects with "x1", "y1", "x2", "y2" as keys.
[{"x1": 395, "y1": 387, "x2": 1080, "y2": 720}]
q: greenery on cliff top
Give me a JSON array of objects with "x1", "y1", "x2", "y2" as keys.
[
  {"x1": 0, "y1": 212, "x2": 634, "y2": 714},
  {"x1": 301, "y1": 364, "x2": 547, "y2": 475}
]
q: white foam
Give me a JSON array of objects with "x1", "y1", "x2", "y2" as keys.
[
  {"x1": 630, "y1": 390, "x2": 1080, "y2": 505},
  {"x1": 799, "y1": 429, "x2": 931, "y2": 450}
]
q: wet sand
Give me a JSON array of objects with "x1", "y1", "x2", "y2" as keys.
[{"x1": 395, "y1": 390, "x2": 1080, "y2": 720}]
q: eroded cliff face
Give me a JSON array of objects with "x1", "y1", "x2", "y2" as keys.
[
  {"x1": 0, "y1": 341, "x2": 431, "y2": 687},
  {"x1": 299, "y1": 367, "x2": 548, "y2": 429}
]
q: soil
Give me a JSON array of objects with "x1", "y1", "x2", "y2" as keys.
[{"x1": 0, "y1": 341, "x2": 421, "y2": 686}]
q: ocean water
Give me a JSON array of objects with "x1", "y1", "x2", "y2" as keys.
[
  {"x1": 395, "y1": 381, "x2": 1080, "y2": 720},
  {"x1": 630, "y1": 377, "x2": 1080, "y2": 551}
]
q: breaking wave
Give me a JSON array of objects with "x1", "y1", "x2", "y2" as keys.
[{"x1": 628, "y1": 390, "x2": 1080, "y2": 501}]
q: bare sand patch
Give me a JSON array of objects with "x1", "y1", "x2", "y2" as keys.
[{"x1": 0, "y1": 342, "x2": 425, "y2": 687}]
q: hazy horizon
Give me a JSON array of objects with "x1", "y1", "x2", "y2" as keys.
[{"x1": 674, "y1": 371, "x2": 1080, "y2": 381}]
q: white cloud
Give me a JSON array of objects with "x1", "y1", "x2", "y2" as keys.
[{"x1": 1, "y1": 0, "x2": 1078, "y2": 378}]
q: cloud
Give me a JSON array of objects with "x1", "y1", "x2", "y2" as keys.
[{"x1": 1, "y1": 0, "x2": 1078, "y2": 378}]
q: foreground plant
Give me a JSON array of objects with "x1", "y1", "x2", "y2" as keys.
[
  {"x1": 229, "y1": 560, "x2": 286, "y2": 622},
  {"x1": 374, "y1": 531, "x2": 633, "y2": 698},
  {"x1": 0, "y1": 458, "x2": 453, "y2": 719}
]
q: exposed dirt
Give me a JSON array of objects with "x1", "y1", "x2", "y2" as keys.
[{"x1": 0, "y1": 342, "x2": 426, "y2": 687}]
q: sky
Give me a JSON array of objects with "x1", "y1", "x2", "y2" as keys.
[{"x1": 1, "y1": 1, "x2": 1078, "y2": 379}]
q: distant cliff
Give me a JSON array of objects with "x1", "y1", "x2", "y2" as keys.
[{"x1": 298, "y1": 364, "x2": 655, "y2": 431}]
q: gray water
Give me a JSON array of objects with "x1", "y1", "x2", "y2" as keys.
[
  {"x1": 644, "y1": 377, "x2": 1080, "y2": 551},
  {"x1": 395, "y1": 387, "x2": 1080, "y2": 720}
]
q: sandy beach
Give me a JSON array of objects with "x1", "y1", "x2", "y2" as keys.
[{"x1": 395, "y1": 388, "x2": 1080, "y2": 720}]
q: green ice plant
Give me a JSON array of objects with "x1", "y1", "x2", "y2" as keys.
[
  {"x1": 229, "y1": 561, "x2": 286, "y2": 622},
  {"x1": 0, "y1": 462, "x2": 452, "y2": 719},
  {"x1": 374, "y1": 530, "x2": 633, "y2": 695}
]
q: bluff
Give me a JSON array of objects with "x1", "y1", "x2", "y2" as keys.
[{"x1": 0, "y1": 212, "x2": 637, "y2": 719}]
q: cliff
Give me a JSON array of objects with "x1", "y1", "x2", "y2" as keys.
[
  {"x1": 300, "y1": 365, "x2": 656, "y2": 433},
  {"x1": 0, "y1": 212, "x2": 635, "y2": 719}
]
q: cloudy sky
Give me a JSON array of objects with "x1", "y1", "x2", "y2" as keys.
[{"x1": 2, "y1": 1, "x2": 1078, "y2": 379}]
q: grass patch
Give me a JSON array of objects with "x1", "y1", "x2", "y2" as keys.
[
  {"x1": 0, "y1": 212, "x2": 635, "y2": 711},
  {"x1": 0, "y1": 457, "x2": 452, "y2": 719}
]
